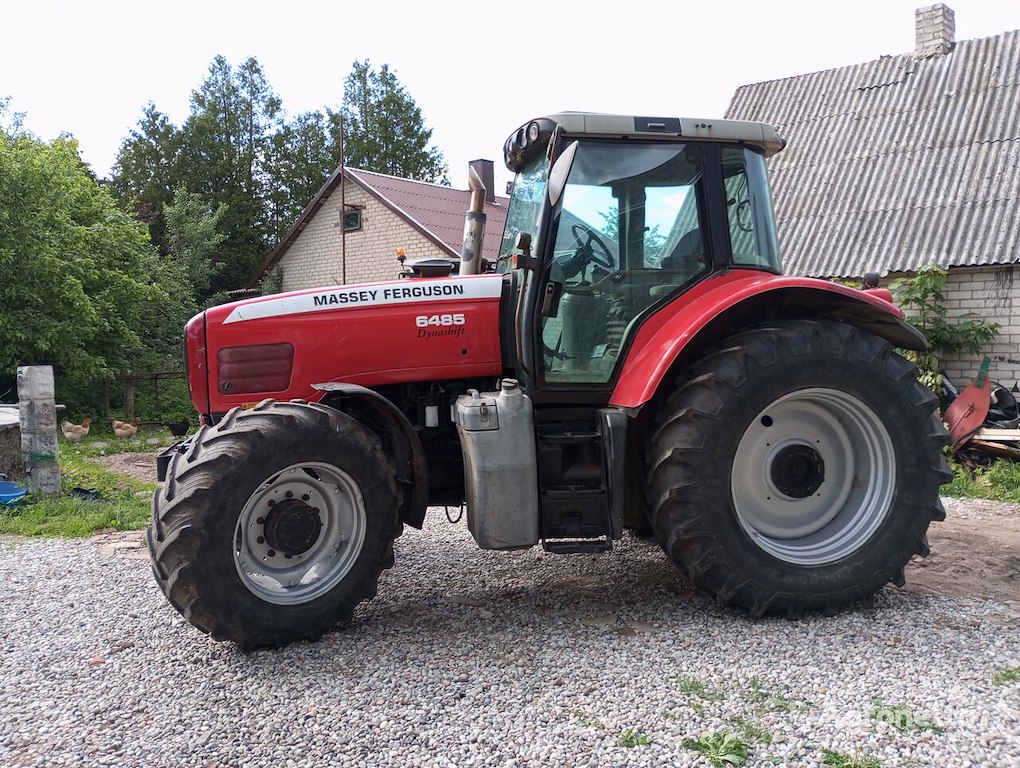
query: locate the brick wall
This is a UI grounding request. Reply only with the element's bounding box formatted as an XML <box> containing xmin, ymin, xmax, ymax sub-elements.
<box><xmin>846</xmin><ymin>266</ymin><xmax>1015</xmax><ymax>388</ymax></box>
<box><xmin>888</xmin><ymin>265</ymin><xmax>1019</xmax><ymax>387</ymax></box>
<box><xmin>914</xmin><ymin>3</ymin><xmax>955</xmax><ymax>58</ymax></box>
<box><xmin>277</xmin><ymin>180</ymin><xmax>451</xmax><ymax>292</ymax></box>
<box><xmin>939</xmin><ymin>265</ymin><xmax>1020</xmax><ymax>388</ymax></box>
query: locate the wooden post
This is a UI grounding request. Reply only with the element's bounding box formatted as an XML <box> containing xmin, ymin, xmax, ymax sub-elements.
<box><xmin>125</xmin><ymin>380</ymin><xmax>135</xmax><ymax>419</ymax></box>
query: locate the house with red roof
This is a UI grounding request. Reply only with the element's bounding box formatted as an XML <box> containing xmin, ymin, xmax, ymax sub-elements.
<box><xmin>247</xmin><ymin>161</ymin><xmax>508</xmax><ymax>292</ymax></box>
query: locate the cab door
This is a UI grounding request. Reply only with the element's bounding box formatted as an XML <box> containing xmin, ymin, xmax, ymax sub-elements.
<box><xmin>529</xmin><ymin>140</ymin><xmax>714</xmax><ymax>398</ymax></box>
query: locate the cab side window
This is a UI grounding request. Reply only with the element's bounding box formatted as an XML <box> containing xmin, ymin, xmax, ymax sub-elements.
<box><xmin>722</xmin><ymin>148</ymin><xmax>781</xmax><ymax>271</ymax></box>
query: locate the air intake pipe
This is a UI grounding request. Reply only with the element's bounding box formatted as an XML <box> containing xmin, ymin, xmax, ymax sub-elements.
<box><xmin>459</xmin><ymin>165</ymin><xmax>487</xmax><ymax>275</ymax></box>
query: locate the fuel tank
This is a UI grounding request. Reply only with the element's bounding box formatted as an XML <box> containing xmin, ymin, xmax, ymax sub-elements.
<box><xmin>192</xmin><ymin>274</ymin><xmax>506</xmax><ymax>414</ymax></box>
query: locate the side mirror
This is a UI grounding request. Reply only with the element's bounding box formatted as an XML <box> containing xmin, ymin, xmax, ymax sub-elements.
<box><xmin>547</xmin><ymin>141</ymin><xmax>578</xmax><ymax>209</ymax></box>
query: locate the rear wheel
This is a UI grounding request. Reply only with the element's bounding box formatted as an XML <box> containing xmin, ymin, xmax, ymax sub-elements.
<box><xmin>147</xmin><ymin>400</ymin><xmax>402</xmax><ymax>649</ymax></box>
<box><xmin>647</xmin><ymin>320</ymin><xmax>951</xmax><ymax>617</ymax></box>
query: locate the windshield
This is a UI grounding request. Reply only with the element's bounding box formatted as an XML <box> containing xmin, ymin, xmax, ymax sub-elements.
<box><xmin>500</xmin><ymin>154</ymin><xmax>548</xmax><ymax>259</ymax></box>
<box><xmin>552</xmin><ymin>141</ymin><xmax>705</xmax><ymax>271</ymax></box>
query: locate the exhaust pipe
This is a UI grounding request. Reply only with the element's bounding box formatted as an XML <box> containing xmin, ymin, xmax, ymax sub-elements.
<box><xmin>460</xmin><ymin>165</ymin><xmax>487</xmax><ymax>275</ymax></box>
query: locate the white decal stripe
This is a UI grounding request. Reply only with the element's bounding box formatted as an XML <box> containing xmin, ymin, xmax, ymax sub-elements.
<box><xmin>222</xmin><ymin>277</ymin><xmax>504</xmax><ymax>324</ymax></box>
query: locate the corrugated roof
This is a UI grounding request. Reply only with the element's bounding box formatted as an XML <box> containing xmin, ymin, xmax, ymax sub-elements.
<box><xmin>726</xmin><ymin>28</ymin><xmax>1020</xmax><ymax>277</ymax></box>
<box><xmin>248</xmin><ymin>167</ymin><xmax>509</xmax><ymax>288</ymax></box>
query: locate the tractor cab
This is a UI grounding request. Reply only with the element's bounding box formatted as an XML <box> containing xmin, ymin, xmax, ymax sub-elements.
<box><xmin>497</xmin><ymin>113</ymin><xmax>785</xmax><ymax>394</ymax></box>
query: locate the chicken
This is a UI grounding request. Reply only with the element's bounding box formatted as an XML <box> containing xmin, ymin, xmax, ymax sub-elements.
<box><xmin>165</xmin><ymin>418</ymin><xmax>191</xmax><ymax>438</ymax></box>
<box><xmin>61</xmin><ymin>418</ymin><xmax>92</xmax><ymax>443</ymax></box>
<box><xmin>112</xmin><ymin>416</ymin><xmax>142</xmax><ymax>439</ymax></box>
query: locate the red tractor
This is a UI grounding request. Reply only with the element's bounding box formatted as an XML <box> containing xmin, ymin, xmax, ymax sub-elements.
<box><xmin>148</xmin><ymin>112</ymin><xmax>950</xmax><ymax>649</ymax></box>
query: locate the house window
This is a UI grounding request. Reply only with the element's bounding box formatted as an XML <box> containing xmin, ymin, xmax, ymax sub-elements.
<box><xmin>342</xmin><ymin>208</ymin><xmax>362</xmax><ymax>232</ymax></box>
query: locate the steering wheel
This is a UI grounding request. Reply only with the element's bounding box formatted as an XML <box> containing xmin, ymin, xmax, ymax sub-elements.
<box><xmin>570</xmin><ymin>224</ymin><xmax>613</xmax><ymax>269</ymax></box>
<box><xmin>735</xmin><ymin>199</ymin><xmax>753</xmax><ymax>232</ymax></box>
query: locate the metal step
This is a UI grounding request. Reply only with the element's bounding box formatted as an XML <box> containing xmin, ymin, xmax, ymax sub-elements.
<box><xmin>542</xmin><ymin>538</ymin><xmax>612</xmax><ymax>554</ymax></box>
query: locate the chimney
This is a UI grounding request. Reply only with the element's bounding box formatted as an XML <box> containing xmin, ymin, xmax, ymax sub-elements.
<box><xmin>914</xmin><ymin>4</ymin><xmax>955</xmax><ymax>58</ymax></box>
<box><xmin>468</xmin><ymin>159</ymin><xmax>495</xmax><ymax>204</ymax></box>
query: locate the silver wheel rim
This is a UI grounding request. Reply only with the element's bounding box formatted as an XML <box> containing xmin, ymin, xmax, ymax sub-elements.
<box><xmin>233</xmin><ymin>462</ymin><xmax>367</xmax><ymax>605</ymax></box>
<box><xmin>731</xmin><ymin>388</ymin><xmax>895</xmax><ymax>566</ymax></box>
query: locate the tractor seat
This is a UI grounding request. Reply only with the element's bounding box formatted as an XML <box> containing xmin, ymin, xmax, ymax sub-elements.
<box><xmin>650</xmin><ymin>230</ymin><xmax>705</xmax><ymax>298</ymax></box>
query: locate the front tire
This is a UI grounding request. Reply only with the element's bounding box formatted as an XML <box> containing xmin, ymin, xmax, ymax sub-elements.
<box><xmin>647</xmin><ymin>320</ymin><xmax>951</xmax><ymax>617</ymax></box>
<box><xmin>147</xmin><ymin>400</ymin><xmax>402</xmax><ymax>649</ymax></box>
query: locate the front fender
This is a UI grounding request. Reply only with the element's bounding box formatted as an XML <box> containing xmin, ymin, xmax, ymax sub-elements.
<box><xmin>312</xmin><ymin>382</ymin><xmax>429</xmax><ymax>528</ymax></box>
<box><xmin>610</xmin><ymin>270</ymin><xmax>925</xmax><ymax>410</ymax></box>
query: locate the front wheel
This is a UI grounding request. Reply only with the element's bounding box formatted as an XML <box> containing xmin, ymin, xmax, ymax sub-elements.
<box><xmin>646</xmin><ymin>320</ymin><xmax>951</xmax><ymax>617</ymax></box>
<box><xmin>147</xmin><ymin>400</ymin><xmax>402</xmax><ymax>649</ymax></box>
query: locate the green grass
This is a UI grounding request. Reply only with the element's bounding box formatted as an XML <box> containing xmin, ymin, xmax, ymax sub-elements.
<box><xmin>677</xmin><ymin>675</ymin><xmax>725</xmax><ymax>701</ymax></box>
<box><xmin>570</xmin><ymin>709</ymin><xmax>603</xmax><ymax>729</ymax></box>
<box><xmin>869</xmin><ymin>699</ymin><xmax>942</xmax><ymax>734</ymax></box>
<box><xmin>821</xmin><ymin>748</ymin><xmax>883</xmax><ymax>768</ymax></box>
<box><xmin>770</xmin><ymin>694</ymin><xmax>813</xmax><ymax>713</ymax></box>
<box><xmin>0</xmin><ymin>451</ymin><xmax>153</xmax><ymax>537</ymax></box>
<box><xmin>993</xmin><ymin>667</ymin><xmax>1020</xmax><ymax>685</ymax></box>
<box><xmin>747</xmin><ymin>678</ymin><xmax>812</xmax><ymax>713</ymax></box>
<box><xmin>63</xmin><ymin>429</ymin><xmax>178</xmax><ymax>458</ymax></box>
<box><xmin>681</xmin><ymin>732</ymin><xmax>748</xmax><ymax>766</ymax></box>
<box><xmin>944</xmin><ymin>458</ymin><xmax>1020</xmax><ymax>503</ymax></box>
<box><xmin>749</xmin><ymin>677</ymin><xmax>767</xmax><ymax>703</ymax></box>
<box><xmin>619</xmin><ymin>728</ymin><xmax>652</xmax><ymax>747</ymax></box>
<box><xmin>730</xmin><ymin>717</ymin><xmax>773</xmax><ymax>745</ymax></box>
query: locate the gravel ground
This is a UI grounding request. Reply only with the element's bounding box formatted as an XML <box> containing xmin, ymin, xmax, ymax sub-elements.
<box><xmin>1</xmin><ymin>508</ymin><xmax>1018</xmax><ymax>768</ymax></box>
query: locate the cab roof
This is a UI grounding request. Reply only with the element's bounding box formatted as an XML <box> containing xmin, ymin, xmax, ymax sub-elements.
<box><xmin>542</xmin><ymin>112</ymin><xmax>785</xmax><ymax>158</ymax></box>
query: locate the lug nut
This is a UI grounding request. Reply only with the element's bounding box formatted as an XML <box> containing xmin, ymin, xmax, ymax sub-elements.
<box><xmin>257</xmin><ymin>536</ymin><xmax>265</xmax><ymax>544</ymax></box>
<box><xmin>302</xmin><ymin>494</ymin><xmax>310</xmax><ymax>501</ymax></box>
<box><xmin>286</xmin><ymin>491</ymin><xmax>293</xmax><ymax>498</ymax></box>
<box><xmin>256</xmin><ymin>517</ymin><xmax>265</xmax><ymax>525</ymax></box>
<box><xmin>267</xmin><ymin>500</ymin><xmax>275</xmax><ymax>507</ymax></box>
<box><xmin>267</xmin><ymin>550</ymin><xmax>276</xmax><ymax>558</ymax></box>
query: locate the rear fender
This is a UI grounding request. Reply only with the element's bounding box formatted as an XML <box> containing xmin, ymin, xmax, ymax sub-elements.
<box><xmin>313</xmin><ymin>383</ymin><xmax>428</xmax><ymax>528</ymax></box>
<box><xmin>610</xmin><ymin>271</ymin><xmax>926</xmax><ymax>410</ymax></box>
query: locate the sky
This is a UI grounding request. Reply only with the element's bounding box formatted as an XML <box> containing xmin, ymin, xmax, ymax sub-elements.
<box><xmin>4</xmin><ymin>0</ymin><xmax>1020</xmax><ymax>194</ymax></box>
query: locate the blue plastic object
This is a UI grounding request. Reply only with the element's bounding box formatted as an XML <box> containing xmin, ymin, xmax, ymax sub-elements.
<box><xmin>0</xmin><ymin>480</ymin><xmax>27</xmax><ymax>505</ymax></box>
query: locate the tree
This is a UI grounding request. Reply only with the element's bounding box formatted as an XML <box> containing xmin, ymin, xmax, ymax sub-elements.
<box><xmin>333</xmin><ymin>60</ymin><xmax>448</xmax><ymax>183</ymax></box>
<box><xmin>109</xmin><ymin>103</ymin><xmax>182</xmax><ymax>255</ymax></box>
<box><xmin>164</xmin><ymin>186</ymin><xmax>227</xmax><ymax>300</ymax></box>
<box><xmin>177</xmin><ymin>56</ymin><xmax>284</xmax><ymax>294</ymax></box>
<box><xmin>266</xmin><ymin>110</ymin><xmax>338</xmax><ymax>237</ymax></box>
<box><xmin>107</xmin><ymin>56</ymin><xmax>450</xmax><ymax>297</ymax></box>
<box><xmin>0</xmin><ymin>125</ymin><xmax>156</xmax><ymax>384</ymax></box>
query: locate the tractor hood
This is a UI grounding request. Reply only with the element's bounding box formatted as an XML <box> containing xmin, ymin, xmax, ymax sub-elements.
<box><xmin>190</xmin><ymin>274</ymin><xmax>506</xmax><ymax>415</ymax></box>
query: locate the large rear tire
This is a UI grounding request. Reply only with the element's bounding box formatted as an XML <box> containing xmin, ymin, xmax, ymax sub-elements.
<box><xmin>147</xmin><ymin>400</ymin><xmax>402</xmax><ymax>649</ymax></box>
<box><xmin>646</xmin><ymin>320</ymin><xmax>951</xmax><ymax>617</ymax></box>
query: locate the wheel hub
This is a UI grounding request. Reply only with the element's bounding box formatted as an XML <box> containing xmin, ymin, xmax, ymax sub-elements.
<box><xmin>263</xmin><ymin>499</ymin><xmax>322</xmax><ymax>556</ymax></box>
<box><xmin>233</xmin><ymin>463</ymin><xmax>368</xmax><ymax>606</ymax></box>
<box><xmin>770</xmin><ymin>444</ymin><xmax>825</xmax><ymax>499</ymax></box>
<box><xmin>731</xmin><ymin>388</ymin><xmax>896</xmax><ymax>566</ymax></box>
